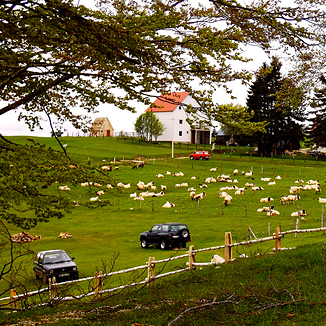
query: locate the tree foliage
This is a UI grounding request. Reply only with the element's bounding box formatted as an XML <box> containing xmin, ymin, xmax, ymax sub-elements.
<box><xmin>245</xmin><ymin>57</ymin><xmax>306</xmax><ymax>154</ymax></box>
<box><xmin>0</xmin><ymin>0</ymin><xmax>325</xmax><ymax>228</ymax></box>
<box><xmin>306</xmin><ymin>76</ymin><xmax>326</xmax><ymax>148</ymax></box>
<box><xmin>134</xmin><ymin>111</ymin><xmax>165</xmax><ymax>141</ymax></box>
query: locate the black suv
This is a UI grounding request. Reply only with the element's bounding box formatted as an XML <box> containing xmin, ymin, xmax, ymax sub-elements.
<box><xmin>140</xmin><ymin>223</ymin><xmax>191</xmax><ymax>249</ymax></box>
<box><xmin>33</xmin><ymin>250</ymin><xmax>79</xmax><ymax>284</ymax></box>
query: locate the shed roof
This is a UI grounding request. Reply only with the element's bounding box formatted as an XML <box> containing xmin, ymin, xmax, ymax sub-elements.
<box><xmin>91</xmin><ymin>117</ymin><xmax>113</xmax><ymax>131</ymax></box>
<box><xmin>145</xmin><ymin>92</ymin><xmax>190</xmax><ymax>112</ymax></box>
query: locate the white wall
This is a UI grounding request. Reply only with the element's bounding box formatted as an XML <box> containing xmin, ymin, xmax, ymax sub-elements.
<box><xmin>154</xmin><ymin>95</ymin><xmax>201</xmax><ymax>143</ymax></box>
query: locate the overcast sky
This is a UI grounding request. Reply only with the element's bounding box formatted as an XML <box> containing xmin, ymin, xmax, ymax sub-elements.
<box><xmin>0</xmin><ymin>1</ymin><xmax>270</xmax><ymax>137</ymax></box>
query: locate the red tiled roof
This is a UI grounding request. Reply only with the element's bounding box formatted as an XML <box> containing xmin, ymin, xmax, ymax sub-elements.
<box><xmin>145</xmin><ymin>92</ymin><xmax>190</xmax><ymax>112</ymax></box>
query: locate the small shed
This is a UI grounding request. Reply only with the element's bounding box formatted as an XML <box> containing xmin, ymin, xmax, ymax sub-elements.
<box><xmin>90</xmin><ymin>117</ymin><xmax>114</xmax><ymax>137</ymax></box>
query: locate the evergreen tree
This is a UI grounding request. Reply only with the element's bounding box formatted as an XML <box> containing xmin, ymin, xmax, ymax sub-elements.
<box><xmin>246</xmin><ymin>57</ymin><xmax>306</xmax><ymax>155</ymax></box>
<box><xmin>306</xmin><ymin>76</ymin><xmax>326</xmax><ymax>148</ymax></box>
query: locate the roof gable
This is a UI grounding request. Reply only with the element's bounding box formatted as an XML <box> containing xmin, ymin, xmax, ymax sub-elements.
<box><xmin>145</xmin><ymin>92</ymin><xmax>190</xmax><ymax>113</ymax></box>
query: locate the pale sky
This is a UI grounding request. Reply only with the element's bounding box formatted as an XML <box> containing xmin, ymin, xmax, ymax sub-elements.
<box><xmin>0</xmin><ymin>1</ymin><xmax>270</xmax><ymax>137</ymax></box>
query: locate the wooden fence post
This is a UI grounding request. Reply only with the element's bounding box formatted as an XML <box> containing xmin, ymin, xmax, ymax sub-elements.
<box><xmin>10</xmin><ymin>289</ymin><xmax>18</xmax><ymax>309</ymax></box>
<box><xmin>188</xmin><ymin>245</ymin><xmax>195</xmax><ymax>270</ymax></box>
<box><xmin>224</xmin><ymin>232</ymin><xmax>232</xmax><ymax>262</ymax></box>
<box><xmin>274</xmin><ymin>227</ymin><xmax>282</xmax><ymax>252</ymax></box>
<box><xmin>295</xmin><ymin>218</ymin><xmax>300</xmax><ymax>238</ymax></box>
<box><xmin>147</xmin><ymin>256</ymin><xmax>152</xmax><ymax>284</ymax></box>
<box><xmin>94</xmin><ymin>271</ymin><xmax>98</xmax><ymax>300</ymax></box>
<box><xmin>99</xmin><ymin>271</ymin><xmax>103</xmax><ymax>299</ymax></box>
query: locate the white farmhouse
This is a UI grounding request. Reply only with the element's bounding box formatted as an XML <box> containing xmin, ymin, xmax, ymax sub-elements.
<box><xmin>145</xmin><ymin>92</ymin><xmax>211</xmax><ymax>144</ymax></box>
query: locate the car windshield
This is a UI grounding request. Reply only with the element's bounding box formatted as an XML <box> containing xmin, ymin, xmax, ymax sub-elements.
<box><xmin>43</xmin><ymin>252</ymin><xmax>71</xmax><ymax>264</ymax></box>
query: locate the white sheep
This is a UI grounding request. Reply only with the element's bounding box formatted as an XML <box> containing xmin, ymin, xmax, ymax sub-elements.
<box><xmin>162</xmin><ymin>201</ymin><xmax>175</xmax><ymax>208</ymax></box>
<box><xmin>235</xmin><ymin>189</ymin><xmax>245</xmax><ymax>195</ymax></box>
<box><xmin>266</xmin><ymin>209</ymin><xmax>280</xmax><ymax>216</ymax></box>
<box><xmin>245</xmin><ymin>182</ymin><xmax>255</xmax><ymax>187</ymax></box>
<box><xmin>260</xmin><ymin>197</ymin><xmax>274</xmax><ymax>203</ymax></box>
<box><xmin>251</xmin><ymin>186</ymin><xmax>264</xmax><ymax>191</ymax></box>
<box><xmin>129</xmin><ymin>192</ymin><xmax>137</xmax><ymax>198</ymax></box>
<box><xmin>106</xmin><ymin>184</ymin><xmax>113</xmax><ymax>189</ymax></box>
<box><xmin>261</xmin><ymin>177</ymin><xmax>271</xmax><ymax>182</ymax></box>
<box><xmin>211</xmin><ymin>255</ymin><xmax>225</xmax><ymax>264</ymax></box>
<box><xmin>268</xmin><ymin>181</ymin><xmax>276</xmax><ymax>185</ymax></box>
<box><xmin>193</xmin><ymin>192</ymin><xmax>206</xmax><ymax>201</ymax></box>
<box><xmin>156</xmin><ymin>174</ymin><xmax>164</xmax><ymax>178</ymax></box>
<box><xmin>90</xmin><ymin>196</ymin><xmax>99</xmax><ymax>202</ymax></box>
<box><xmin>187</xmin><ymin>187</ymin><xmax>196</xmax><ymax>192</ymax></box>
<box><xmin>161</xmin><ymin>185</ymin><xmax>167</xmax><ymax>192</ymax></box>
<box><xmin>96</xmin><ymin>190</ymin><xmax>105</xmax><ymax>196</ymax></box>
<box><xmin>223</xmin><ymin>195</ymin><xmax>232</xmax><ymax>206</ymax></box>
<box><xmin>257</xmin><ymin>205</ymin><xmax>274</xmax><ymax>212</ymax></box>
<box><xmin>233</xmin><ymin>169</ymin><xmax>238</xmax><ymax>175</ymax></box>
<box><xmin>58</xmin><ymin>185</ymin><xmax>70</xmax><ymax>191</ymax></box>
<box><xmin>210</xmin><ymin>167</ymin><xmax>217</xmax><ymax>172</ymax></box>
<box><xmin>243</xmin><ymin>171</ymin><xmax>253</xmax><ymax>178</ymax></box>
<box><xmin>152</xmin><ymin>191</ymin><xmax>165</xmax><ymax>197</ymax></box>
<box><xmin>275</xmin><ymin>175</ymin><xmax>282</xmax><ymax>180</ymax></box>
<box><xmin>318</xmin><ymin>197</ymin><xmax>326</xmax><ymax>203</ymax></box>
<box><xmin>180</xmin><ymin>182</ymin><xmax>189</xmax><ymax>187</ymax></box>
<box><xmin>134</xmin><ymin>196</ymin><xmax>144</xmax><ymax>201</ymax></box>
<box><xmin>166</xmin><ymin>171</ymin><xmax>171</xmax><ymax>175</ymax></box>
<box><xmin>191</xmin><ymin>176</ymin><xmax>197</xmax><ymax>180</ymax></box>
<box><xmin>291</xmin><ymin>209</ymin><xmax>307</xmax><ymax>217</ymax></box>
<box><xmin>199</xmin><ymin>184</ymin><xmax>208</xmax><ymax>188</ymax></box>
<box><xmin>189</xmin><ymin>191</ymin><xmax>196</xmax><ymax>200</ymax></box>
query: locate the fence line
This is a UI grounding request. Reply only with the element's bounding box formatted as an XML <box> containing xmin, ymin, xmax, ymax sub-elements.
<box><xmin>2</xmin><ymin>226</ymin><xmax>326</xmax><ymax>309</ymax></box>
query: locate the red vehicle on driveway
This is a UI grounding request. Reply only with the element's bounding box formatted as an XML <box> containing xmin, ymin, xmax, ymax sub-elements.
<box><xmin>189</xmin><ymin>150</ymin><xmax>210</xmax><ymax>160</ymax></box>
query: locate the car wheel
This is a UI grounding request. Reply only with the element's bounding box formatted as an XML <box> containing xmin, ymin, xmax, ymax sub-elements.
<box><xmin>181</xmin><ymin>229</ymin><xmax>189</xmax><ymax>238</ymax></box>
<box><xmin>182</xmin><ymin>242</ymin><xmax>187</xmax><ymax>248</ymax></box>
<box><xmin>190</xmin><ymin>156</ymin><xmax>194</xmax><ymax>160</ymax></box>
<box><xmin>160</xmin><ymin>240</ymin><xmax>167</xmax><ymax>250</ymax></box>
<box><xmin>199</xmin><ymin>156</ymin><xmax>203</xmax><ymax>160</ymax></box>
<box><xmin>141</xmin><ymin>239</ymin><xmax>148</xmax><ymax>248</ymax></box>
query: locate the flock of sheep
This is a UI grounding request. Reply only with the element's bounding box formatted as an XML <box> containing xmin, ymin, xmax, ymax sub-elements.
<box><xmin>56</xmin><ymin>163</ymin><xmax>326</xmax><ymax>217</ymax></box>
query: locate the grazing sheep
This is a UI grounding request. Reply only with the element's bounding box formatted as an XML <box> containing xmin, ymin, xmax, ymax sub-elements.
<box><xmin>156</xmin><ymin>174</ymin><xmax>164</xmax><ymax>178</ymax></box>
<box><xmin>173</xmin><ymin>172</ymin><xmax>184</xmax><ymax>177</ymax></box>
<box><xmin>233</xmin><ymin>179</ymin><xmax>239</xmax><ymax>183</ymax></box>
<box><xmin>161</xmin><ymin>185</ymin><xmax>167</xmax><ymax>192</ymax></box>
<box><xmin>266</xmin><ymin>209</ymin><xmax>280</xmax><ymax>216</ymax></box>
<box><xmin>137</xmin><ymin>181</ymin><xmax>145</xmax><ymax>190</ymax></box>
<box><xmin>291</xmin><ymin>209</ymin><xmax>307</xmax><ymax>217</ymax></box>
<box><xmin>243</xmin><ymin>171</ymin><xmax>253</xmax><ymax>178</ymax></box>
<box><xmin>150</xmin><ymin>185</ymin><xmax>157</xmax><ymax>192</ymax></box>
<box><xmin>245</xmin><ymin>182</ymin><xmax>255</xmax><ymax>187</ymax></box>
<box><xmin>287</xmin><ymin>194</ymin><xmax>301</xmax><ymax>203</ymax></box>
<box><xmin>275</xmin><ymin>175</ymin><xmax>282</xmax><ymax>180</ymax></box>
<box><xmin>199</xmin><ymin>183</ymin><xmax>208</xmax><ymax>188</ymax></box>
<box><xmin>180</xmin><ymin>182</ymin><xmax>189</xmax><ymax>187</ymax></box>
<box><xmin>233</xmin><ymin>169</ymin><xmax>238</xmax><ymax>175</ymax></box>
<box><xmin>189</xmin><ymin>191</ymin><xmax>196</xmax><ymax>200</ymax></box>
<box><xmin>129</xmin><ymin>192</ymin><xmax>137</xmax><ymax>198</ymax></box>
<box><xmin>152</xmin><ymin>191</ymin><xmax>165</xmax><ymax>197</ymax></box>
<box><xmin>268</xmin><ymin>181</ymin><xmax>276</xmax><ymax>185</ymax></box>
<box><xmin>90</xmin><ymin>196</ymin><xmax>99</xmax><ymax>202</ymax></box>
<box><xmin>211</xmin><ymin>255</ymin><xmax>225</xmax><ymax>264</ymax></box>
<box><xmin>102</xmin><ymin>165</ymin><xmax>112</xmax><ymax>171</ymax></box>
<box><xmin>134</xmin><ymin>196</ymin><xmax>144</xmax><ymax>201</ymax></box>
<box><xmin>260</xmin><ymin>197</ymin><xmax>274</xmax><ymax>203</ymax></box>
<box><xmin>175</xmin><ymin>184</ymin><xmax>181</xmax><ymax>188</ymax></box>
<box><xmin>307</xmin><ymin>179</ymin><xmax>319</xmax><ymax>185</ymax></box>
<box><xmin>318</xmin><ymin>197</ymin><xmax>326</xmax><ymax>203</ymax></box>
<box><xmin>223</xmin><ymin>195</ymin><xmax>232</xmax><ymax>206</ymax></box>
<box><xmin>210</xmin><ymin>167</ymin><xmax>217</xmax><ymax>172</ymax></box>
<box><xmin>219</xmin><ymin>192</ymin><xmax>231</xmax><ymax>198</ymax></box>
<box><xmin>166</xmin><ymin>171</ymin><xmax>171</xmax><ymax>175</ymax></box>
<box><xmin>251</xmin><ymin>186</ymin><xmax>264</xmax><ymax>191</ymax></box>
<box><xmin>93</xmin><ymin>183</ymin><xmax>102</xmax><ymax>187</ymax></box>
<box><xmin>58</xmin><ymin>185</ymin><xmax>70</xmax><ymax>191</ymax></box>
<box><xmin>162</xmin><ymin>201</ymin><xmax>175</xmax><ymax>208</ymax></box>
<box><xmin>107</xmin><ymin>184</ymin><xmax>113</xmax><ymax>189</ymax></box>
<box><xmin>257</xmin><ymin>205</ymin><xmax>274</xmax><ymax>212</ymax></box>
<box><xmin>295</xmin><ymin>179</ymin><xmax>304</xmax><ymax>183</ymax></box>
<box><xmin>280</xmin><ymin>196</ymin><xmax>290</xmax><ymax>204</ymax></box>
<box><xmin>235</xmin><ymin>189</ymin><xmax>245</xmax><ymax>195</ymax></box>
<box><xmin>191</xmin><ymin>176</ymin><xmax>197</xmax><ymax>180</ymax></box>
<box><xmin>193</xmin><ymin>192</ymin><xmax>206</xmax><ymax>201</ymax></box>
<box><xmin>261</xmin><ymin>177</ymin><xmax>271</xmax><ymax>182</ymax></box>
<box><xmin>187</xmin><ymin>187</ymin><xmax>196</xmax><ymax>192</ymax></box>
<box><xmin>289</xmin><ymin>188</ymin><xmax>300</xmax><ymax>194</ymax></box>
<box><xmin>316</xmin><ymin>186</ymin><xmax>321</xmax><ymax>194</ymax></box>
<box><xmin>96</xmin><ymin>190</ymin><xmax>105</xmax><ymax>196</ymax></box>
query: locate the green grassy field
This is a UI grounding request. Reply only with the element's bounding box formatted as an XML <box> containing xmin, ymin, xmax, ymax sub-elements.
<box><xmin>2</xmin><ymin>136</ymin><xmax>326</xmax><ymax>300</ymax></box>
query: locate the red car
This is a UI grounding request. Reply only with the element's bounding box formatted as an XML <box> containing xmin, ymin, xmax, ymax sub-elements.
<box><xmin>190</xmin><ymin>150</ymin><xmax>210</xmax><ymax>160</ymax></box>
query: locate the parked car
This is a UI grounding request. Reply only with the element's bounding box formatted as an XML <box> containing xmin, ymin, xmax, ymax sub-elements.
<box><xmin>33</xmin><ymin>249</ymin><xmax>79</xmax><ymax>284</ymax></box>
<box><xmin>140</xmin><ymin>223</ymin><xmax>191</xmax><ymax>249</ymax></box>
<box><xmin>307</xmin><ymin>150</ymin><xmax>326</xmax><ymax>158</ymax></box>
<box><xmin>189</xmin><ymin>150</ymin><xmax>210</xmax><ymax>160</ymax></box>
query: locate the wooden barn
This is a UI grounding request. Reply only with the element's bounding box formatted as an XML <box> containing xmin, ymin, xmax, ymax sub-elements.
<box><xmin>90</xmin><ymin>117</ymin><xmax>114</xmax><ymax>137</ymax></box>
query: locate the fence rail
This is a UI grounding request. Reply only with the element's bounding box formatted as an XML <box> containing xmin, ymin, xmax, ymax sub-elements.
<box><xmin>1</xmin><ymin>226</ymin><xmax>326</xmax><ymax>310</ymax></box>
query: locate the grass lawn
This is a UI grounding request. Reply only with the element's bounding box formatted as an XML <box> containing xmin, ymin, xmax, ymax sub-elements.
<box><xmin>2</xmin><ymin>137</ymin><xmax>326</xmax><ymax>300</ymax></box>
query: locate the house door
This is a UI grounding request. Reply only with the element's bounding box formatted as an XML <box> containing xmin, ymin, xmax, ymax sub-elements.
<box><xmin>107</xmin><ymin>130</ymin><xmax>110</xmax><ymax>137</ymax></box>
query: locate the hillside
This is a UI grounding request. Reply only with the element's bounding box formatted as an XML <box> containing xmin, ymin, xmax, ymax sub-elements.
<box><xmin>1</xmin><ymin>242</ymin><xmax>326</xmax><ymax>325</ymax></box>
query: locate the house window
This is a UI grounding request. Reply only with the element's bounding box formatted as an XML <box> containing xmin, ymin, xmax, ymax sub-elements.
<box><xmin>179</xmin><ymin>131</ymin><xmax>182</xmax><ymax>136</ymax></box>
<box><xmin>179</xmin><ymin>120</ymin><xmax>183</xmax><ymax>124</ymax></box>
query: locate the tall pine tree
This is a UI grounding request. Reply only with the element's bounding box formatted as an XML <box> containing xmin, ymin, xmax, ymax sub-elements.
<box><xmin>246</xmin><ymin>57</ymin><xmax>306</xmax><ymax>155</ymax></box>
<box><xmin>307</xmin><ymin>76</ymin><xmax>326</xmax><ymax>148</ymax></box>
